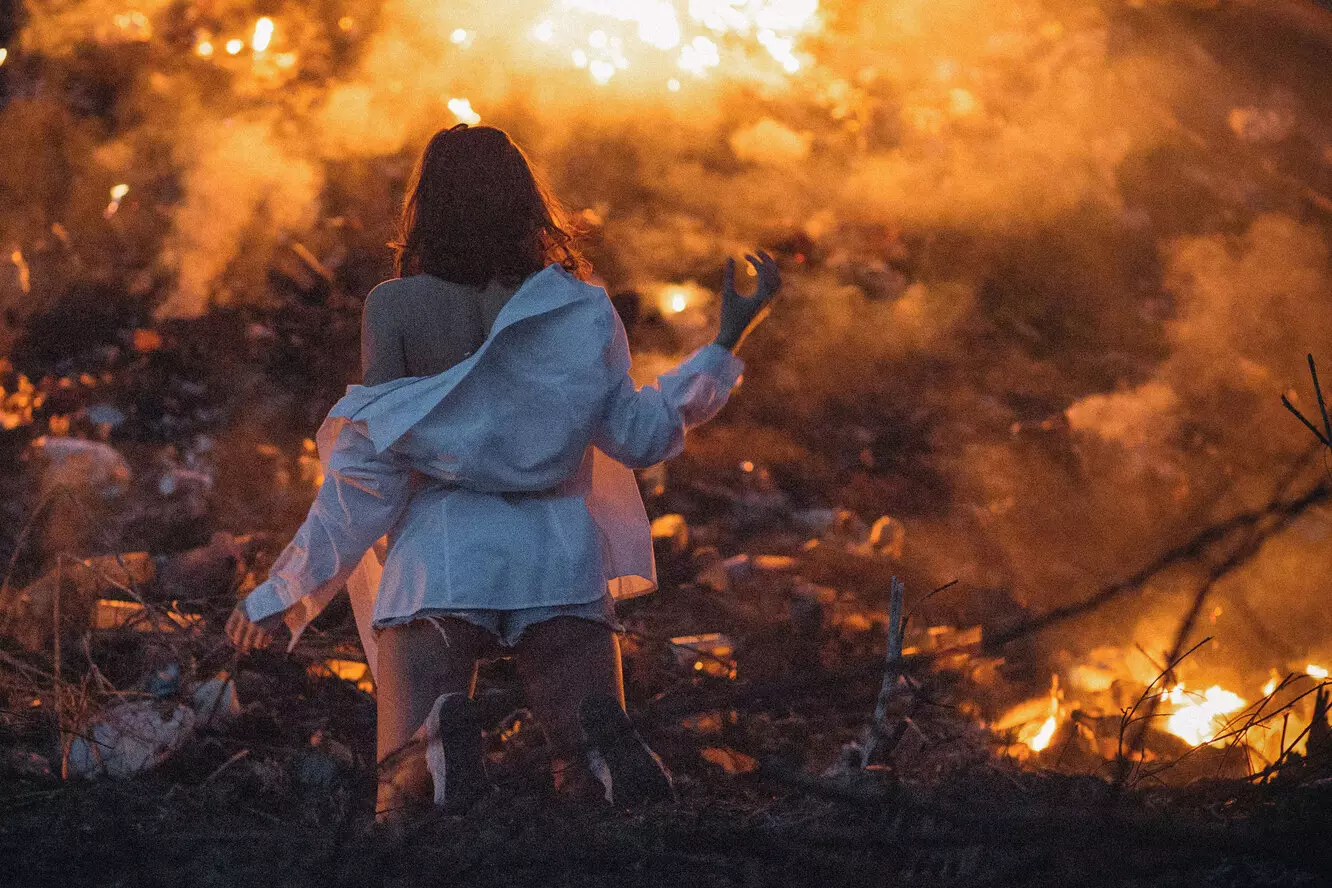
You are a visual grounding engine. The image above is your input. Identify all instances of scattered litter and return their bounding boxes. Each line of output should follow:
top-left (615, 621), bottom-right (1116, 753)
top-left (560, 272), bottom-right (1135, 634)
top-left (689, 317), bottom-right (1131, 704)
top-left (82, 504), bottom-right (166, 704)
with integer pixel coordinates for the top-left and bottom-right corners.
top-left (85, 403), bottom-right (127, 429)
top-left (752, 554), bottom-right (798, 571)
top-left (4, 554), bottom-right (158, 651)
top-left (66, 701), bottom-right (198, 779)
top-left (32, 436), bottom-right (131, 497)
top-left (865, 515), bottom-right (905, 558)
top-left (143, 663), bottom-right (182, 698)
top-left (649, 513), bottom-right (689, 551)
top-left (681, 710), bottom-right (732, 734)
top-left (309, 658), bottom-right (375, 693)
top-left (92, 599), bottom-right (203, 632)
top-left (700, 746), bottom-right (758, 774)
top-left (191, 673), bottom-right (241, 727)
top-left (670, 633), bottom-right (737, 679)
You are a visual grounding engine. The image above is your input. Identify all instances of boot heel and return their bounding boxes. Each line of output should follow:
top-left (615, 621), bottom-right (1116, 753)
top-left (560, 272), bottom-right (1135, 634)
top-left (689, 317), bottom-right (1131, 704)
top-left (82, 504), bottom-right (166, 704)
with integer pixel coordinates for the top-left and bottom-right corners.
top-left (424, 692), bottom-right (490, 814)
top-left (579, 695), bottom-right (675, 808)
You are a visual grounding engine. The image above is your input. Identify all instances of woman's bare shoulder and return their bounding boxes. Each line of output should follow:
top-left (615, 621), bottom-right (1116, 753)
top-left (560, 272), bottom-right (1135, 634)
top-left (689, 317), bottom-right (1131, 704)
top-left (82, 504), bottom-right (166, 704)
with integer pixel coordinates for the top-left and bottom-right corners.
top-left (364, 275), bottom-right (470, 322)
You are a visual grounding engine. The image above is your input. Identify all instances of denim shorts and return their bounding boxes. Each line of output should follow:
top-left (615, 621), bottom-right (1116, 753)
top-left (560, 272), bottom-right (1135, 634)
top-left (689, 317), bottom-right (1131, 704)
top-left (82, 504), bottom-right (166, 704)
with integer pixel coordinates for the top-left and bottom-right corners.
top-left (379, 592), bottom-right (623, 650)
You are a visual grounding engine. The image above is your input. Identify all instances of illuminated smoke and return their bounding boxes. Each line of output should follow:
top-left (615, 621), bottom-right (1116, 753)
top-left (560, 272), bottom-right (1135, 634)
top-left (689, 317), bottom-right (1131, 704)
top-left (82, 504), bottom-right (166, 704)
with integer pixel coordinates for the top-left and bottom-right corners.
top-left (4, 0), bottom-right (1331, 691)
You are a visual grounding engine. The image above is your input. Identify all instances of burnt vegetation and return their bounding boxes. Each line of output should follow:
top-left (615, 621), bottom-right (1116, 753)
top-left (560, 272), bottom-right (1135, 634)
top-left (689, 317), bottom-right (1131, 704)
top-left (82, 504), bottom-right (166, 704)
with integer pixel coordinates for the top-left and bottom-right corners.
top-left (4, 0), bottom-right (1332, 886)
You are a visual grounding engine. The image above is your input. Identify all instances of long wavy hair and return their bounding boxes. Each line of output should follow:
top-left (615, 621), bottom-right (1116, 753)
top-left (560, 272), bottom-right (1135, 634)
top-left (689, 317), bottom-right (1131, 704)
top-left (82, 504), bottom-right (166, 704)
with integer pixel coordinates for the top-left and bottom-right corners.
top-left (391, 124), bottom-right (590, 288)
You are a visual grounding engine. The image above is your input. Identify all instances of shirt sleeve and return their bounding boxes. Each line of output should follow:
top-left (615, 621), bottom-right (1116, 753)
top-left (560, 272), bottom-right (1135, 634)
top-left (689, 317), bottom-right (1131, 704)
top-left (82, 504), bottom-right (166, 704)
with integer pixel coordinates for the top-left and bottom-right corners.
top-left (243, 421), bottom-right (411, 622)
top-left (590, 309), bottom-right (745, 470)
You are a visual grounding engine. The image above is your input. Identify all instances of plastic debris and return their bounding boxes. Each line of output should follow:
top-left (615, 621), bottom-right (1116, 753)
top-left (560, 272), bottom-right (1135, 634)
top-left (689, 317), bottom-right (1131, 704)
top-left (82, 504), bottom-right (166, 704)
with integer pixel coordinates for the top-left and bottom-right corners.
top-left (191, 673), bottom-right (242, 727)
top-left (866, 515), bottom-right (905, 559)
top-left (33, 436), bottom-right (131, 497)
top-left (649, 513), bottom-right (689, 551)
top-left (3, 554), bottom-right (158, 652)
top-left (681, 711), bottom-right (732, 734)
top-left (85, 403), bottom-right (127, 429)
top-left (310, 658), bottom-right (375, 693)
top-left (700, 746), bottom-right (758, 774)
top-left (752, 554), bottom-right (798, 571)
top-left (143, 663), bottom-right (182, 698)
top-left (66, 701), bottom-right (197, 779)
top-left (671, 633), bottom-right (737, 679)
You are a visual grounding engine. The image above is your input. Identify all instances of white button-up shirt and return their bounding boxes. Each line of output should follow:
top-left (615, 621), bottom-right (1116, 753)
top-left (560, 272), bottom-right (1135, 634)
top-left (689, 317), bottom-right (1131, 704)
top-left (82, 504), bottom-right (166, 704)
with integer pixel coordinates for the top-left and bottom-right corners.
top-left (244, 265), bottom-right (743, 673)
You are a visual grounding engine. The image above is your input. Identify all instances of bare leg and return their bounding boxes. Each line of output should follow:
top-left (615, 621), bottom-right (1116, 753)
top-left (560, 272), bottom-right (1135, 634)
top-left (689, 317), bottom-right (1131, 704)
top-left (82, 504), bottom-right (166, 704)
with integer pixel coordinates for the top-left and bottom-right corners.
top-left (514, 617), bottom-right (623, 794)
top-left (374, 617), bottom-right (492, 816)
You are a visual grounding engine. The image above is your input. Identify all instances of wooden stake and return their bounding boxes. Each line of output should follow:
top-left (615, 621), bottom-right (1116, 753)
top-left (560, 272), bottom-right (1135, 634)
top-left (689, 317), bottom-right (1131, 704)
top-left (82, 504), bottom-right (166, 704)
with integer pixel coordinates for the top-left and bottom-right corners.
top-left (861, 576), bottom-right (905, 768)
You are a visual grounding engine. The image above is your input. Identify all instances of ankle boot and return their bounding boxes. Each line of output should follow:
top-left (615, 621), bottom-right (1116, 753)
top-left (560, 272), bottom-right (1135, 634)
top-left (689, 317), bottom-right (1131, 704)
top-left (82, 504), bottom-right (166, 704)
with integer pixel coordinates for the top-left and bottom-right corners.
top-left (579, 695), bottom-right (676, 808)
top-left (423, 692), bottom-right (490, 814)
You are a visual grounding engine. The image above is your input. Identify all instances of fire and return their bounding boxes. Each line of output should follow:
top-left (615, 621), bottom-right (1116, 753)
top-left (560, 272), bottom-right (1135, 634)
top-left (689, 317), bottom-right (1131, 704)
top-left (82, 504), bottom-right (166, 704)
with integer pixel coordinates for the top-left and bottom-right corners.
top-left (104, 183), bottom-right (130, 219)
top-left (655, 282), bottom-right (708, 317)
top-left (1262, 670), bottom-right (1280, 696)
top-left (1307, 664), bottom-right (1329, 681)
top-left (1028, 675), bottom-right (1061, 752)
top-left (529, 0), bottom-right (820, 87)
top-left (447, 98), bottom-right (482, 126)
top-left (996, 674), bottom-right (1062, 754)
top-left (252, 18), bottom-right (275, 54)
top-left (0, 47), bottom-right (7, 67)
top-left (9, 249), bottom-right (30, 294)
top-left (1163, 684), bottom-right (1245, 747)
top-left (1028, 712), bottom-right (1058, 753)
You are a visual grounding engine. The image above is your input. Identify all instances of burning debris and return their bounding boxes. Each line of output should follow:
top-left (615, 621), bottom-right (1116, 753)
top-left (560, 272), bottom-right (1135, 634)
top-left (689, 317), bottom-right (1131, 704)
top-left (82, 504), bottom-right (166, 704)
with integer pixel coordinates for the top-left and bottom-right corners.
top-left (3, 0), bottom-right (1332, 883)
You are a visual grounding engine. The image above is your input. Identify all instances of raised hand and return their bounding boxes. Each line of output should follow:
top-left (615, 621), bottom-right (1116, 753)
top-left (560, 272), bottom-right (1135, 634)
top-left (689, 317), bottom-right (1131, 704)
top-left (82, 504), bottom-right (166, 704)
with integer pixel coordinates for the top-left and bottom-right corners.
top-left (715, 250), bottom-right (781, 353)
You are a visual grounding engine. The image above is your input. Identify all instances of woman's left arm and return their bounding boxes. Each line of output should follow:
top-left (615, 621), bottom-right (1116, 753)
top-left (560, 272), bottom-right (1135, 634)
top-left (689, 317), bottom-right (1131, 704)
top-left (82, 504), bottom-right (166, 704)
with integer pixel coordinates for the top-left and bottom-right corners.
top-left (361, 281), bottom-right (409, 386)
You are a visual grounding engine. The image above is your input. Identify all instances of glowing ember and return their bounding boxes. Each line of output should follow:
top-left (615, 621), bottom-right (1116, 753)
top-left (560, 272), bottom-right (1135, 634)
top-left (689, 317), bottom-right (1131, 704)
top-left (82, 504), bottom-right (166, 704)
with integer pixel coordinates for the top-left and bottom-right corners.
top-left (669, 291), bottom-right (689, 313)
top-left (0, 48), bottom-right (7, 67)
top-left (451, 28), bottom-right (471, 45)
top-left (447, 97), bottom-right (482, 125)
top-left (10, 249), bottom-right (30, 293)
top-left (195, 40), bottom-right (214, 58)
top-left (1164, 685), bottom-right (1245, 747)
top-left (1262, 670), bottom-right (1280, 696)
top-left (1308, 664), bottom-right (1329, 680)
top-left (225, 39), bottom-right (244, 56)
top-left (105, 183), bottom-right (130, 219)
top-left (252, 18), bottom-right (275, 53)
